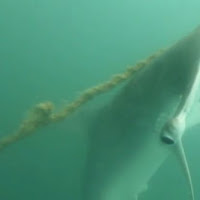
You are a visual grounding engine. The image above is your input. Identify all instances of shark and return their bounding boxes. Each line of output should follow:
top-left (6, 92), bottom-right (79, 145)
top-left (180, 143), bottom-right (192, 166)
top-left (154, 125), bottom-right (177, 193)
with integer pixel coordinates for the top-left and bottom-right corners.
top-left (81, 26), bottom-right (200, 200)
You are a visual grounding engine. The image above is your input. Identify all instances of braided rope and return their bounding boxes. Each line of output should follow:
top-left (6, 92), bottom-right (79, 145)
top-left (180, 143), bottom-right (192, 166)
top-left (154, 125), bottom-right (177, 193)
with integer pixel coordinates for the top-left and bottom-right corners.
top-left (0, 49), bottom-right (164, 150)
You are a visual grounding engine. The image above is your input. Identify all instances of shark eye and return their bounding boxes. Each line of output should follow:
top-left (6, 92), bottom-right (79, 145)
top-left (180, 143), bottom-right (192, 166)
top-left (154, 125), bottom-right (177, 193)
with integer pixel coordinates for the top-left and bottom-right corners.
top-left (160, 121), bottom-right (176, 145)
top-left (161, 134), bottom-right (175, 144)
top-left (161, 116), bottom-right (185, 145)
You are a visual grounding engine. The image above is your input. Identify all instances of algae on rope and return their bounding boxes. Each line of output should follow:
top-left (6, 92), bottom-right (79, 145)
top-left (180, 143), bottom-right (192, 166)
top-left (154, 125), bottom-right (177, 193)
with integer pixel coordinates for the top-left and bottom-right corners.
top-left (0, 50), bottom-right (164, 150)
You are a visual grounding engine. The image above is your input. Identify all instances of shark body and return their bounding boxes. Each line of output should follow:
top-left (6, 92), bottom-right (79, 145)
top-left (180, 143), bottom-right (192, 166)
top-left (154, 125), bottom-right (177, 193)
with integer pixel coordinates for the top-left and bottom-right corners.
top-left (81, 27), bottom-right (200, 200)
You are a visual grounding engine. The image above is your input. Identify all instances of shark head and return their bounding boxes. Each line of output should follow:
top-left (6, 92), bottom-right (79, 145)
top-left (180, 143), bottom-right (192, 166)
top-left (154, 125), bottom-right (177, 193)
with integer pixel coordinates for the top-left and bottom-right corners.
top-left (82, 26), bottom-right (200, 200)
top-left (160, 45), bottom-right (200, 200)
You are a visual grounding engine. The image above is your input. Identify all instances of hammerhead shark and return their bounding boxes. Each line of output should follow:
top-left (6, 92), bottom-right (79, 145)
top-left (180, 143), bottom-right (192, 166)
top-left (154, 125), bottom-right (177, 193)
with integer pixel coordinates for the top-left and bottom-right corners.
top-left (80, 26), bottom-right (200, 200)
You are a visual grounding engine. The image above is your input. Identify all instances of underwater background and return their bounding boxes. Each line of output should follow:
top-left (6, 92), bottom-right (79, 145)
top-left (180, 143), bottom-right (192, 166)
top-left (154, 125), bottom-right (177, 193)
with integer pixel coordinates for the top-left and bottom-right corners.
top-left (0, 0), bottom-right (200, 199)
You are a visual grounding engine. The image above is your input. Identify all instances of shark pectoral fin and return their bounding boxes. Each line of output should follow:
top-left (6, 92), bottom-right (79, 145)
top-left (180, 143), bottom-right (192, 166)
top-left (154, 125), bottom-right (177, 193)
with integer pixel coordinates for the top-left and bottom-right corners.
top-left (132, 184), bottom-right (148, 200)
top-left (132, 195), bottom-right (138, 200)
top-left (176, 140), bottom-right (194, 200)
top-left (161, 114), bottom-right (195, 200)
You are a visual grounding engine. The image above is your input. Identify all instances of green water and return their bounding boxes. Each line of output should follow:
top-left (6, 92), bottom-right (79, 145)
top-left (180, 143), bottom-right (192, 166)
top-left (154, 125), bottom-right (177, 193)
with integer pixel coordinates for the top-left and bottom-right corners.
top-left (0, 0), bottom-right (200, 199)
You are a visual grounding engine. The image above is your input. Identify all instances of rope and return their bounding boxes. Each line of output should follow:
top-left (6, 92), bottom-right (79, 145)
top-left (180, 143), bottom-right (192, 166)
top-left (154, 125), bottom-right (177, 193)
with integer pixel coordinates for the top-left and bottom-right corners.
top-left (0, 49), bottom-right (164, 150)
